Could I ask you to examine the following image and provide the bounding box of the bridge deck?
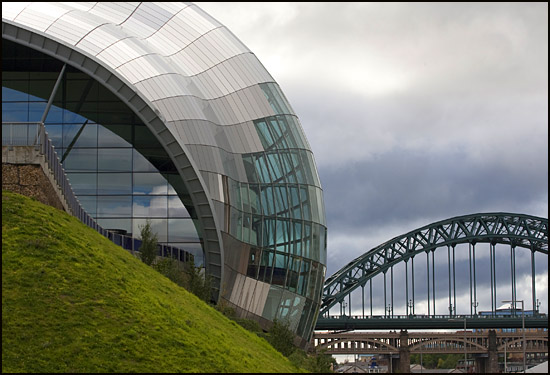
[315,314,549,330]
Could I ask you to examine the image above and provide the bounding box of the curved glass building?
[2,2,326,344]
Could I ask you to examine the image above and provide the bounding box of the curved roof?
[2,2,286,154]
[2,2,322,303]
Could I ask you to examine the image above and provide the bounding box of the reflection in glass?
[133,195,167,217]
[98,148,132,172]
[96,218,132,235]
[99,125,132,147]
[168,195,190,217]
[77,196,97,216]
[168,218,200,242]
[133,149,158,172]
[97,173,132,195]
[133,218,168,242]
[133,172,168,195]
[97,195,132,217]
[65,173,97,195]
[63,148,97,171]
[62,123,97,148]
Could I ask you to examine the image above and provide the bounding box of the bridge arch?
[409,337,487,352]
[498,337,549,351]
[317,338,398,352]
[321,213,548,315]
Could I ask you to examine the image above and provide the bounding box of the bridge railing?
[2,122,194,264]
[320,313,547,320]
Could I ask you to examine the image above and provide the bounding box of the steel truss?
[321,213,548,316]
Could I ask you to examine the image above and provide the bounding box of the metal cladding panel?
[3,1,327,341]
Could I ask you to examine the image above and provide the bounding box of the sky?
[194,2,549,317]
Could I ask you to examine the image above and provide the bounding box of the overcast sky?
[195,2,548,315]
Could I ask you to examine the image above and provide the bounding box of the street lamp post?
[420,337,423,374]
[449,318,467,372]
[502,299,525,373]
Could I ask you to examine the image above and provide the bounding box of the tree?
[138,219,158,266]
[152,256,212,303]
[266,319,296,357]
[289,348,336,373]
[181,263,213,303]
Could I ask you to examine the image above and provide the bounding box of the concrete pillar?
[391,355,400,373]
[487,330,499,373]
[399,330,410,373]
[475,356,487,373]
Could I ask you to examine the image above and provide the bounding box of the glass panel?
[167,242,203,266]
[63,120,97,148]
[306,262,319,300]
[97,195,132,218]
[168,195,190,217]
[97,173,132,194]
[98,148,132,172]
[2,102,28,122]
[28,79,56,101]
[63,107,90,124]
[266,152,283,181]
[300,186,311,221]
[247,247,261,279]
[275,219,290,252]
[96,218,132,235]
[76,195,96,216]
[44,106,63,124]
[66,173,97,195]
[134,125,161,149]
[262,218,276,248]
[261,286,283,321]
[308,186,320,224]
[2,85,29,101]
[298,259,311,296]
[133,148,158,172]
[63,148,97,172]
[167,173,189,196]
[98,125,132,147]
[320,226,327,265]
[286,256,300,293]
[293,221,303,257]
[44,124,63,148]
[133,172,168,195]
[133,195,167,217]
[302,222,312,260]
[272,252,288,286]
[297,298,313,338]
[259,249,274,283]
[28,101,47,122]
[133,218,168,242]
[255,154,272,183]
[168,218,200,242]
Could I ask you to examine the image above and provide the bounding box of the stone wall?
[2,163,65,211]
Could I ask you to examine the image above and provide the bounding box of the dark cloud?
[321,148,548,235]
[195,2,548,314]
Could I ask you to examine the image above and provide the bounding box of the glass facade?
[2,2,327,343]
[2,40,204,264]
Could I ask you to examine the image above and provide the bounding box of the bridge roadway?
[313,329,548,372]
[315,313,549,330]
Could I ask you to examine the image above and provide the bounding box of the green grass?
[2,191,304,373]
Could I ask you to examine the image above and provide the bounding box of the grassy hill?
[2,191,303,373]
